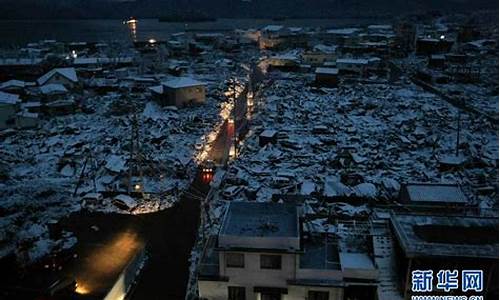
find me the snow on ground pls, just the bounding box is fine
[221,73,498,208]
[0,44,259,264]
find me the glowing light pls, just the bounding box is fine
[74,231,143,295]
[71,50,78,59]
[124,18,138,25]
[134,184,141,191]
[75,283,90,295]
[148,38,157,44]
[440,35,445,40]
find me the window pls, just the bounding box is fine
[261,293,281,300]
[260,254,281,269]
[308,290,329,300]
[226,253,244,268]
[228,286,246,300]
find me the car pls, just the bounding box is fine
[222,186,243,199]
[201,159,215,173]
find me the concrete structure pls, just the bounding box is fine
[150,77,206,108]
[198,202,379,300]
[315,67,339,87]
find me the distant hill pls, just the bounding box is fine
[0,0,497,19]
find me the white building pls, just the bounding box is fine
[198,202,378,300]
[149,77,206,108]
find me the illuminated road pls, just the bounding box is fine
[130,67,261,299]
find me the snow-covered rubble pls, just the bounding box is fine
[0,44,256,264]
[224,73,498,209]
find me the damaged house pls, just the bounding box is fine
[150,77,206,108]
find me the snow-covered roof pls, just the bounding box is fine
[37,67,78,86]
[326,28,361,35]
[162,77,205,89]
[149,85,164,94]
[0,91,20,105]
[220,202,299,240]
[17,111,38,118]
[260,129,277,138]
[336,58,369,65]
[367,24,392,30]
[40,83,68,95]
[113,194,137,209]
[315,67,339,75]
[262,25,284,32]
[339,252,376,270]
[403,183,467,204]
[312,44,337,54]
[0,79,27,90]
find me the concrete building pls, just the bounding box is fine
[197,202,379,300]
[150,77,206,108]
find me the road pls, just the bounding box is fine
[130,67,260,299]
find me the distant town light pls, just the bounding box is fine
[71,50,78,59]
[148,38,157,44]
[134,184,141,191]
[440,35,445,40]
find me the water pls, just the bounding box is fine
[0,18,381,46]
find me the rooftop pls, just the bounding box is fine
[162,77,205,89]
[37,67,78,85]
[391,213,498,259]
[0,91,20,105]
[315,67,339,75]
[403,183,468,204]
[220,202,299,238]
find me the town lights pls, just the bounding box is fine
[148,38,157,44]
[440,35,445,40]
[134,184,141,191]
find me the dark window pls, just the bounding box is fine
[228,286,246,300]
[308,290,329,300]
[260,254,281,269]
[226,253,244,268]
[261,293,281,300]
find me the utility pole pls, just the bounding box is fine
[456,110,461,156]
[128,107,144,193]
